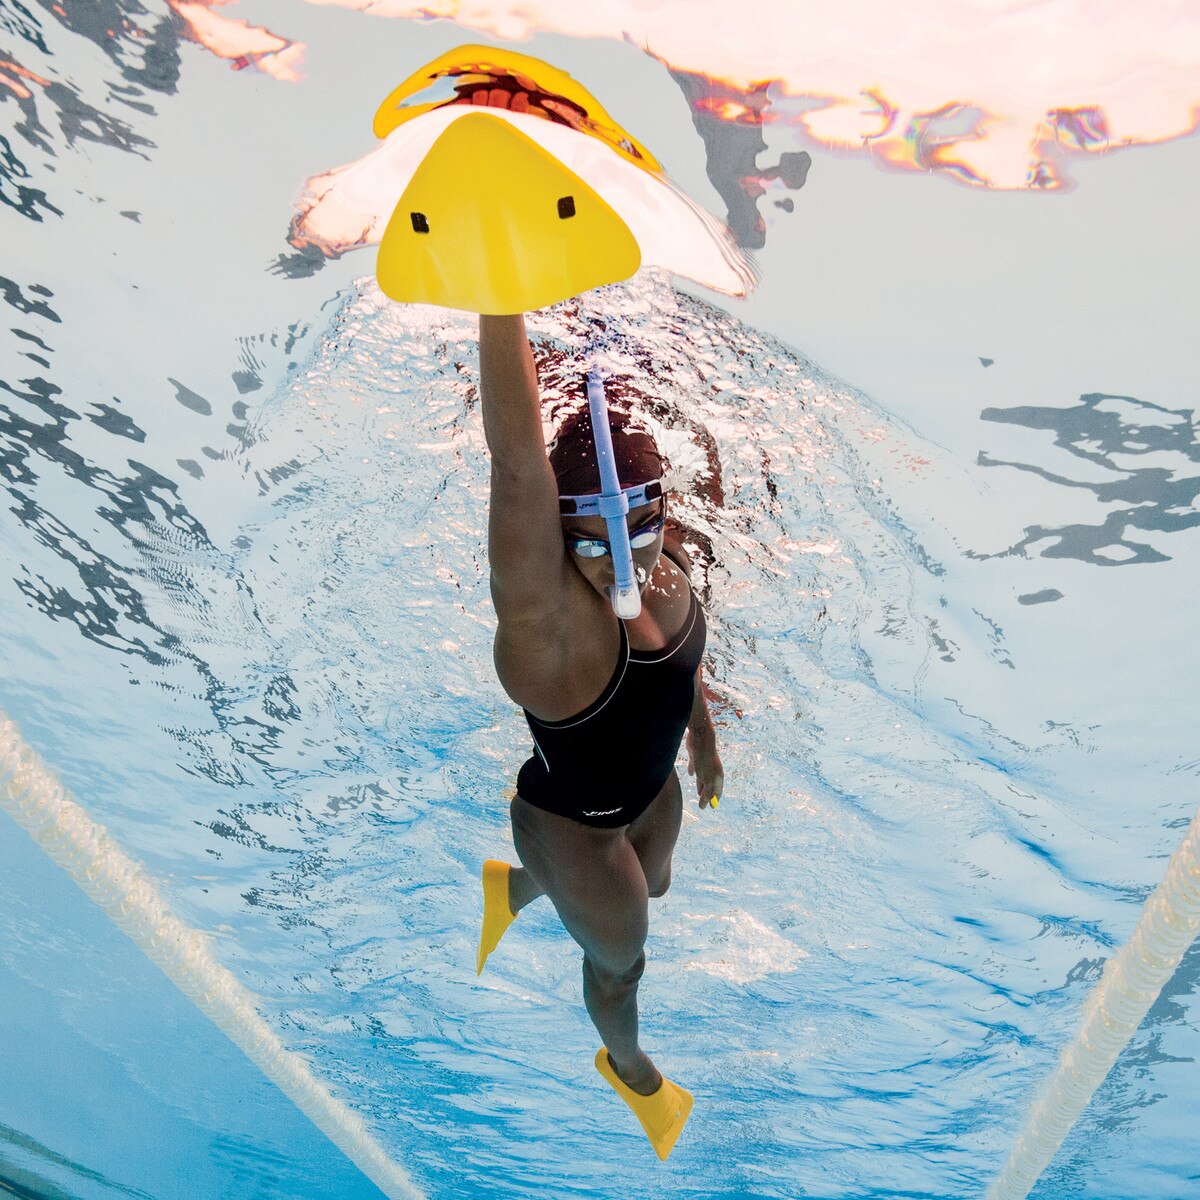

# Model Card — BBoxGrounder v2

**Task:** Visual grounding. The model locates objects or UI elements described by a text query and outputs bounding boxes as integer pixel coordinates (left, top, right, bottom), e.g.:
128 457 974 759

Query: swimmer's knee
647 869 672 899
508 791 532 832
584 949 646 991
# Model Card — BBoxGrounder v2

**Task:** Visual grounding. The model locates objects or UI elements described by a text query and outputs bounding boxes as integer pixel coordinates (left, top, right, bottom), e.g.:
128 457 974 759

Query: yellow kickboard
376 113 641 315
372 43 662 175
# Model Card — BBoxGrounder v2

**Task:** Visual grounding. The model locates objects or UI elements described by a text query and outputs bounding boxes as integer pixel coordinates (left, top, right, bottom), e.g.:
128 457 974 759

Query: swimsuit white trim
529 626 630 731
629 590 698 664
528 553 694 728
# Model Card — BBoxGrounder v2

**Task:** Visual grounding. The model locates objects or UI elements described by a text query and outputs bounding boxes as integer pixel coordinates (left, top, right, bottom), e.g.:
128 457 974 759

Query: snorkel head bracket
556 369 659 619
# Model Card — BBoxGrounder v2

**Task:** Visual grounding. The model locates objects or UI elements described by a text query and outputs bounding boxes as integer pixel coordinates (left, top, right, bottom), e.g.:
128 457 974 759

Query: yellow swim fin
594 1048 694 1161
476 859 517 975
375 112 641 315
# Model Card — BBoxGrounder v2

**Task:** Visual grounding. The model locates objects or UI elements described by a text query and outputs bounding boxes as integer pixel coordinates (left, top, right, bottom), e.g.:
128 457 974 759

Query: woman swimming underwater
474 313 724 1159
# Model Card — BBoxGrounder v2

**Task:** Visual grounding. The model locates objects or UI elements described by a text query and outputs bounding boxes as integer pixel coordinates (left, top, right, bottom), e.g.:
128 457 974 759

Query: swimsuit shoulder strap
527 611 629 730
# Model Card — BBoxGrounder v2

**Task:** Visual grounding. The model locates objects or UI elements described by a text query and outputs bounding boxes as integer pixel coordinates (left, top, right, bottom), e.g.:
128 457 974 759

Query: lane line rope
0 710 423 1200
986 804 1200 1200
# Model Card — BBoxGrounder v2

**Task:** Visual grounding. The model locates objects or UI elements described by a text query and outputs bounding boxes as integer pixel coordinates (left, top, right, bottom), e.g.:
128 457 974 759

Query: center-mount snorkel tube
585 368 642 619
557 346 664 620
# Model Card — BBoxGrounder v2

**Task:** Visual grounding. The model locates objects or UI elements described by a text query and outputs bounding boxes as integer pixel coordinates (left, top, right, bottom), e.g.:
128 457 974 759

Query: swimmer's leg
505 795 548 914
508 863 543 913
509 795 666 1096
477 798 553 975
626 771 683 899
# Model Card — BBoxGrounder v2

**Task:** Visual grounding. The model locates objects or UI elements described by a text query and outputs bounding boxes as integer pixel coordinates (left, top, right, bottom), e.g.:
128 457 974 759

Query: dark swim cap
548 405 664 497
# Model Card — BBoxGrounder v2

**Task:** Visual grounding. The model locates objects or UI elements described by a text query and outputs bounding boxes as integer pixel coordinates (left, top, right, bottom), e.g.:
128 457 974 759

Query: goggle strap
558 478 663 516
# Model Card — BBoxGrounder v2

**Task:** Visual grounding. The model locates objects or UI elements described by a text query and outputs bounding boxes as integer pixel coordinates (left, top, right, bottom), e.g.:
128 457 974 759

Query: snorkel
556 369 663 620
587 368 641 618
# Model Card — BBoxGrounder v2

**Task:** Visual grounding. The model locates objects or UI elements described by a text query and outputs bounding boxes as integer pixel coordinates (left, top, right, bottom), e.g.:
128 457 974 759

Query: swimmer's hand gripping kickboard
375 113 641 315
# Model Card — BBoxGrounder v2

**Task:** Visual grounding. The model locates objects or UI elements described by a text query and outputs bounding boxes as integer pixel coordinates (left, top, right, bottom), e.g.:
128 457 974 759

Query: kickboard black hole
557 196 576 219
411 212 429 234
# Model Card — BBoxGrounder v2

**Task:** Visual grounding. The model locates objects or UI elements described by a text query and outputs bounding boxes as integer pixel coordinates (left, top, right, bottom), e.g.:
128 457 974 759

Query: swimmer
475 313 724 1159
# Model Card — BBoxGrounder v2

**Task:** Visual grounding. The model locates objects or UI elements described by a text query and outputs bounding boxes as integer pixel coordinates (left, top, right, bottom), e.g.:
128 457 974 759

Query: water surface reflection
976 391 1199 565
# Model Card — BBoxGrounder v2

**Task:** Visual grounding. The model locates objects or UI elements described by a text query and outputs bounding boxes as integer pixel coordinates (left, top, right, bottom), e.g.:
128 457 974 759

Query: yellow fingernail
710 795 719 809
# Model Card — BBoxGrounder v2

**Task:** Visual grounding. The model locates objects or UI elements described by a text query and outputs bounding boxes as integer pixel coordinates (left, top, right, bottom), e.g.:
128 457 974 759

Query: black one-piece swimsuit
516 549 707 828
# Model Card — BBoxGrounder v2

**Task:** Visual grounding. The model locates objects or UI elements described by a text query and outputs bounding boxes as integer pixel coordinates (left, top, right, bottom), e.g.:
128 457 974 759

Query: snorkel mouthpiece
586 369 642 619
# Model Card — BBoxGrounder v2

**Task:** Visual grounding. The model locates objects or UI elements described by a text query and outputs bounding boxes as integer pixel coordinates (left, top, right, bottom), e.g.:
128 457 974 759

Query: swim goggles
566 510 665 559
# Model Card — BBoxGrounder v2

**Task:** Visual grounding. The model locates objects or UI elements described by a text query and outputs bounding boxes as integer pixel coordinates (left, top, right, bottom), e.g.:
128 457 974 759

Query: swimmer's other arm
667 538 724 810
686 664 724 810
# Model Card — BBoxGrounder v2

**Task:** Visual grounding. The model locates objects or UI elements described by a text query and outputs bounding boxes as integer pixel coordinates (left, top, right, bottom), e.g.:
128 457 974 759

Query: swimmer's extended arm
478 314 569 631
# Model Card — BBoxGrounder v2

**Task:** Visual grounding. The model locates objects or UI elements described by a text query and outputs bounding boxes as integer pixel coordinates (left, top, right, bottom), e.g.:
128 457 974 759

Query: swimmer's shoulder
661 527 693 582
494 570 620 721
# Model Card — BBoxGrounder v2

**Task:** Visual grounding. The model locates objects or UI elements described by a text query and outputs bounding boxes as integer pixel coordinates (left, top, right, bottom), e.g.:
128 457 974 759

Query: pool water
2 5 1198 1199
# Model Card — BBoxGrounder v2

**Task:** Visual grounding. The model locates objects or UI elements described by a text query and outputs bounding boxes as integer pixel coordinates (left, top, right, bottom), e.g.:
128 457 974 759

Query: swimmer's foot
476 860 517 975
594 1048 694 1161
